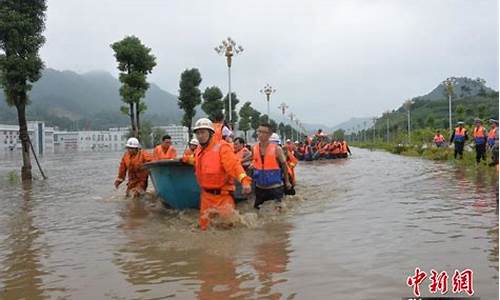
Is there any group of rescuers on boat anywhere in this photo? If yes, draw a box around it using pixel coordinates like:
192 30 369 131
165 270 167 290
114 115 351 230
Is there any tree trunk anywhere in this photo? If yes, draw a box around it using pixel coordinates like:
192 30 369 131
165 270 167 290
135 103 140 139
129 102 136 137
16 101 32 181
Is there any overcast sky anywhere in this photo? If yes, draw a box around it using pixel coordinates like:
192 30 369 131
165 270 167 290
40 0 499 126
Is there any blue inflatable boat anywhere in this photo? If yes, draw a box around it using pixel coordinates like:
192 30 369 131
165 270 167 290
144 160 200 209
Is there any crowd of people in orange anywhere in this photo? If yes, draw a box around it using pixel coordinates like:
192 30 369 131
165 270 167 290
113 117 350 230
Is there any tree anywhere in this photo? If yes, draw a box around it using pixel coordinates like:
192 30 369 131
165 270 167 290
477 104 486 120
269 119 278 133
259 114 269 124
426 115 435 129
456 104 465 122
178 68 202 138
111 36 156 139
250 109 261 140
0 0 47 181
238 101 253 140
278 122 286 139
201 86 223 120
284 125 292 140
152 127 166 146
333 129 345 140
223 92 240 124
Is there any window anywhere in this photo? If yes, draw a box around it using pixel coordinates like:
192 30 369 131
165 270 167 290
114 135 117 141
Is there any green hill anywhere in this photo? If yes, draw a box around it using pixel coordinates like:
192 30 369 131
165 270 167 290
373 78 498 135
0 68 184 129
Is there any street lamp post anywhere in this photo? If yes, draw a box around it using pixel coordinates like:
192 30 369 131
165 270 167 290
384 111 390 143
404 99 413 145
443 77 457 134
278 102 289 116
215 37 243 123
372 117 377 142
260 83 276 117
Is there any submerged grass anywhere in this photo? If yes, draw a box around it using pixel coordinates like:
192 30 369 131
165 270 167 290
352 141 497 172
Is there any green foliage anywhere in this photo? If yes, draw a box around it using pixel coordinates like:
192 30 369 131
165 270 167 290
178 68 202 137
259 114 269 124
278 122 286 139
0 0 47 107
370 93 498 143
456 104 465 121
152 127 166 146
238 101 253 138
250 109 261 130
7 170 19 183
111 35 156 137
222 92 240 123
332 129 345 140
284 125 292 140
426 115 435 128
201 86 223 120
269 119 278 133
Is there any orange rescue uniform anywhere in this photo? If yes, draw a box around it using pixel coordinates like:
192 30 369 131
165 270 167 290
153 145 177 160
181 148 196 165
116 150 152 196
195 138 251 230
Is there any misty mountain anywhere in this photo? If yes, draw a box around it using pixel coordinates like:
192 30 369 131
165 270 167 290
415 77 495 101
0 68 184 129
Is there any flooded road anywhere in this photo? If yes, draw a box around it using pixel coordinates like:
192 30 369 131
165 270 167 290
0 148 498 299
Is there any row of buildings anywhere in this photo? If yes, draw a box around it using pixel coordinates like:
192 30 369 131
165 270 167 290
0 122 189 155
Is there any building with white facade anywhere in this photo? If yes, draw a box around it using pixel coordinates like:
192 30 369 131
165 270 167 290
1 123 189 154
54 127 129 152
0 121 54 155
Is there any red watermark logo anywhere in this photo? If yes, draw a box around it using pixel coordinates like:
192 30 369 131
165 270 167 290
406 268 474 297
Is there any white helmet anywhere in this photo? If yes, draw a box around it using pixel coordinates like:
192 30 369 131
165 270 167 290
270 133 281 144
193 118 215 132
189 138 199 146
125 137 140 148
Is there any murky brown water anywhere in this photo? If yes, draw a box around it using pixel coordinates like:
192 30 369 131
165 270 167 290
0 148 498 299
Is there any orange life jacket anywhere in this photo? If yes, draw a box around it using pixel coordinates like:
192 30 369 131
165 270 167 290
153 145 177 160
252 143 282 187
473 126 486 145
181 148 195 165
341 142 348 154
434 134 445 143
454 127 466 142
488 127 497 146
195 141 228 189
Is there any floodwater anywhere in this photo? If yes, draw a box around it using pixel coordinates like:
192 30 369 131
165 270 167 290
0 148 498 299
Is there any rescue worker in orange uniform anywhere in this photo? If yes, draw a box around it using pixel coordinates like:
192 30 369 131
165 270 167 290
473 118 488 164
487 119 498 148
433 130 445 148
234 137 252 171
181 138 199 165
283 145 298 194
114 137 153 197
450 121 468 159
252 125 291 209
193 118 252 230
339 139 352 158
488 119 499 167
153 135 177 160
